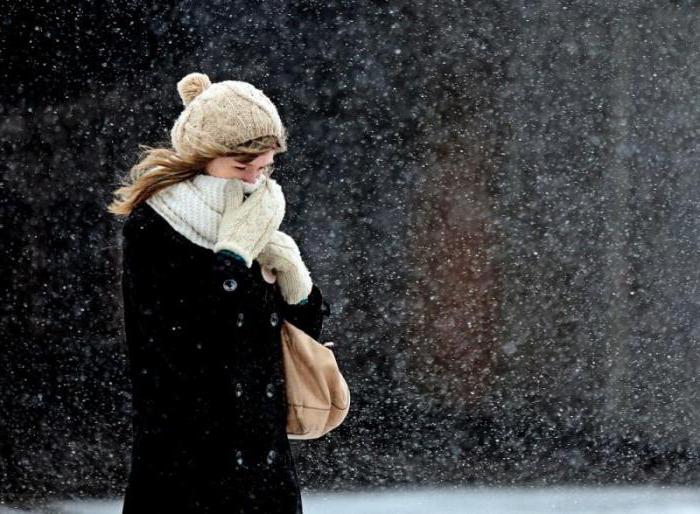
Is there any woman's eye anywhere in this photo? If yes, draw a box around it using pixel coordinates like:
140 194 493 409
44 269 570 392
234 164 273 173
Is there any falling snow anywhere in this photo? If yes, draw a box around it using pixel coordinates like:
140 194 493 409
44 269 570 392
1 1 698 512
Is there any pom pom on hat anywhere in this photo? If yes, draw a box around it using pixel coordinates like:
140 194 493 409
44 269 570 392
176 72 211 106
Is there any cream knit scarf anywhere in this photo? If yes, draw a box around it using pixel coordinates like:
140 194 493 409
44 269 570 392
145 173 256 251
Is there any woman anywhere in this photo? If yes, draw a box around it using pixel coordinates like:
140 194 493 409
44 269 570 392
108 72 330 514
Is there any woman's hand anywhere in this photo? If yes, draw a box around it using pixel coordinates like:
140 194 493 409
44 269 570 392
256 230 313 305
213 175 286 268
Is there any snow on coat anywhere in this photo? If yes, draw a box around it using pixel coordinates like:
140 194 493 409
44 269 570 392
120 201 330 514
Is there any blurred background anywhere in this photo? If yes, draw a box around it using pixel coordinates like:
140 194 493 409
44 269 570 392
1 0 699 511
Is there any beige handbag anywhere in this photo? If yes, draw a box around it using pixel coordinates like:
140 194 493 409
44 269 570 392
281 320 350 439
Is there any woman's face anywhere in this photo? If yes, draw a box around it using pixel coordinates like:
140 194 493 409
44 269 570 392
204 150 275 183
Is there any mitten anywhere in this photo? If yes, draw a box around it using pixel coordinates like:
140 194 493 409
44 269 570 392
213 175 285 268
256 230 313 305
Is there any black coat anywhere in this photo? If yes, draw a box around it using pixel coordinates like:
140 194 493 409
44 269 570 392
120 201 330 514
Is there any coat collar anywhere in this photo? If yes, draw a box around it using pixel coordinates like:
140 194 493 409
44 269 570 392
144 173 278 284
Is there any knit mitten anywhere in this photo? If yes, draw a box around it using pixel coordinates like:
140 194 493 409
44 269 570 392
256 230 313 305
213 175 285 267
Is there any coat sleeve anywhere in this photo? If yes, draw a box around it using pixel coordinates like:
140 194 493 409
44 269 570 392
121 216 197 425
278 283 331 341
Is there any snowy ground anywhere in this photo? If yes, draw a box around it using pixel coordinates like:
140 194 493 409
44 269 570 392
2 485 700 514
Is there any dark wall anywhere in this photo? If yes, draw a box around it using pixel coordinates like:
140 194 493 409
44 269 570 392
1 0 698 504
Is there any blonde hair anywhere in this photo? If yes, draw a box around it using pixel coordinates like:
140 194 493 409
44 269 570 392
107 133 285 217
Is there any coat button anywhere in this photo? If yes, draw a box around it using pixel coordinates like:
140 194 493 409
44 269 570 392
265 383 274 398
234 382 243 397
270 311 279 326
236 312 245 327
223 278 238 292
266 449 276 464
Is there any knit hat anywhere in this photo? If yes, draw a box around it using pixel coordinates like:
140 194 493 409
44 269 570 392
170 72 288 158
